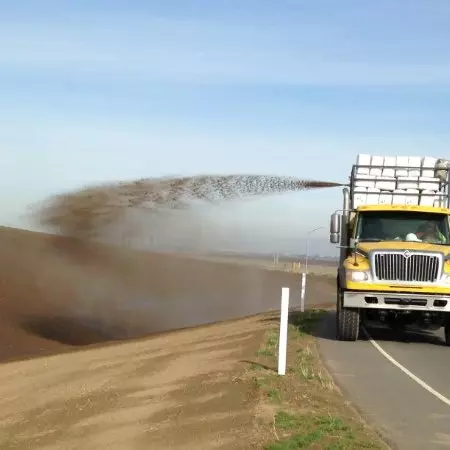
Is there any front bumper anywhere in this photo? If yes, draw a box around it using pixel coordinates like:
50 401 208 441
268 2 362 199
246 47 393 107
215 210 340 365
343 290 450 311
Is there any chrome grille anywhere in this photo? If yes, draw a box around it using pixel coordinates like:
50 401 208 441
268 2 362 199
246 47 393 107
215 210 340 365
373 252 441 283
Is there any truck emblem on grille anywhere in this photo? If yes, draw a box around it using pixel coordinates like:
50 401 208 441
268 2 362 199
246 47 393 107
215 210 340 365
403 250 411 258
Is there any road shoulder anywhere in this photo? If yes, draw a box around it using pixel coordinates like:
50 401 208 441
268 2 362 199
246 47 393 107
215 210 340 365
242 309 388 449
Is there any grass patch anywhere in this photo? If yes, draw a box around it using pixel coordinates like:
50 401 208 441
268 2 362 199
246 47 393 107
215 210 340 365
246 309 388 449
256 330 279 357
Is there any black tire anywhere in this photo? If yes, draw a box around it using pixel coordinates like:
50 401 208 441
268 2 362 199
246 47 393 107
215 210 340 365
336 287 360 341
444 323 450 346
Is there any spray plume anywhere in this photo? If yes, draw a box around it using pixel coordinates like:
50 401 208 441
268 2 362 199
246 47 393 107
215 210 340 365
35 174 343 238
10 173 342 345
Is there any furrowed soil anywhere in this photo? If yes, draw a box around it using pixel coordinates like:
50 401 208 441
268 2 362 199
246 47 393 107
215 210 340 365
0 225 360 449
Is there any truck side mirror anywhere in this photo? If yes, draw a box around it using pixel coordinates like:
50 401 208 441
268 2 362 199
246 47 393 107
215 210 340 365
330 213 341 244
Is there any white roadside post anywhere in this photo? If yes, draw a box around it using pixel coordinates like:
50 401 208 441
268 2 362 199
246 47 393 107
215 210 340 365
300 227 325 312
278 287 290 376
300 272 307 312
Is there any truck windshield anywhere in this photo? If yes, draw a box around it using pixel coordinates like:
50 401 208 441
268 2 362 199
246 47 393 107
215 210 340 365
355 211 450 245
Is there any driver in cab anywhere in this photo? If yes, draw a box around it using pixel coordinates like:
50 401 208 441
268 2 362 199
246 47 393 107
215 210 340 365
406 222 447 244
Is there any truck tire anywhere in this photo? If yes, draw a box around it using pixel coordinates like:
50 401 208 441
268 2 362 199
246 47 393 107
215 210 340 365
444 323 450 346
336 288 360 341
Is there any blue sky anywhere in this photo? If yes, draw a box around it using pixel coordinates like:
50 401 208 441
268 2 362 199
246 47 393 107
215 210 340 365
1 0 450 254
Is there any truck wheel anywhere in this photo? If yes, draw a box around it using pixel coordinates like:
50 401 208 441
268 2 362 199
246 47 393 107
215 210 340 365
336 288 360 341
444 323 450 346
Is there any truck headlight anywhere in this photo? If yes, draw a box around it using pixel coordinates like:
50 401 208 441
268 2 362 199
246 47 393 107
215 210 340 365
441 273 450 285
346 270 371 282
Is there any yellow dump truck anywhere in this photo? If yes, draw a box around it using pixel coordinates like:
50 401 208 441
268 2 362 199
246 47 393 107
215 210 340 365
330 154 450 343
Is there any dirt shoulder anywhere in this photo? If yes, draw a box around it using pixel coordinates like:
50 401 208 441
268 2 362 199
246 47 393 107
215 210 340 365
0 309 388 450
0 314 272 450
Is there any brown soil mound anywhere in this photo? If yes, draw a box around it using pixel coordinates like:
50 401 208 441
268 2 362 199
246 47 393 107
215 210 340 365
0 226 334 363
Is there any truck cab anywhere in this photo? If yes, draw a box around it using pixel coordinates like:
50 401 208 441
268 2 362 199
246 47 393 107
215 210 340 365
330 154 450 343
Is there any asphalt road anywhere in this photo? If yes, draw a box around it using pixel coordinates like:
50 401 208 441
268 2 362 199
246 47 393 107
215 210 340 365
318 312 450 450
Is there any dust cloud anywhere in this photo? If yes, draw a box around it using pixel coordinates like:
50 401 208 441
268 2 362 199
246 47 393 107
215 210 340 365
15 174 341 347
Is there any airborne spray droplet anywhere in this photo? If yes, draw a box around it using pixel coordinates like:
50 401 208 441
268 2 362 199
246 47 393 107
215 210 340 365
35 174 343 238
